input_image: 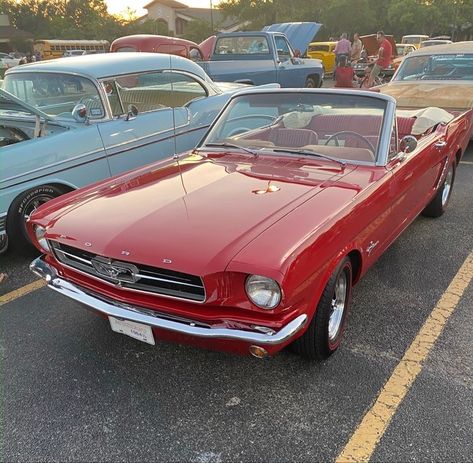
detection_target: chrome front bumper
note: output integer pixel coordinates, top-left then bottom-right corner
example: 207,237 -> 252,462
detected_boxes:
30,256 -> 308,346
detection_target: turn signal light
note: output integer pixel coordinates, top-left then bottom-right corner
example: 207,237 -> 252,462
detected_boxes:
249,345 -> 269,359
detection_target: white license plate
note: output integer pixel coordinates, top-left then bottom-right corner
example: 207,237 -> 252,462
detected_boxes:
109,316 -> 155,345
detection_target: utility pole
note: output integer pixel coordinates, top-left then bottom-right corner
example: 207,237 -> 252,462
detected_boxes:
210,0 -> 214,33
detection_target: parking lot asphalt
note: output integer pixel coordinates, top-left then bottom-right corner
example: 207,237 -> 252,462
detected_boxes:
1,143 -> 472,462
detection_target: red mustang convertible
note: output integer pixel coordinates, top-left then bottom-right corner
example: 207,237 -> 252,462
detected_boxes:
29,89 -> 471,360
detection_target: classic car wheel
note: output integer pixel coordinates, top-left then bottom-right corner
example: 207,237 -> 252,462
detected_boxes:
292,257 -> 352,360
422,162 -> 455,218
8,185 -> 66,254
305,77 -> 318,88
0,234 -> 8,255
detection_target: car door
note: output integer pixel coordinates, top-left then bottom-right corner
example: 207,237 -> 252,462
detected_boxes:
100,71 -> 208,174
274,35 -> 306,88
387,123 -> 446,238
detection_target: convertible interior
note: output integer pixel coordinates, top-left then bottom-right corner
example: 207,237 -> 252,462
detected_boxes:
227,108 -> 453,163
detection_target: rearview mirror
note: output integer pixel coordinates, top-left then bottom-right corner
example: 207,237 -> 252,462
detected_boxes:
125,104 -> 138,121
72,104 -> 88,122
400,135 -> 417,154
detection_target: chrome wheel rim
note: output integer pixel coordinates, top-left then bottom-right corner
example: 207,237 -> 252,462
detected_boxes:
328,271 -> 348,342
441,166 -> 454,207
22,194 -> 54,222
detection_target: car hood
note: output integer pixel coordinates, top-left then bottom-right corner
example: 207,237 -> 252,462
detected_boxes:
360,34 -> 397,57
379,81 -> 473,110
263,22 -> 322,55
36,152 -> 354,277
0,88 -> 52,120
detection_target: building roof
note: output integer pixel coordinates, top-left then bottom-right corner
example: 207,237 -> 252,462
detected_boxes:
144,0 -> 188,9
176,8 -> 240,29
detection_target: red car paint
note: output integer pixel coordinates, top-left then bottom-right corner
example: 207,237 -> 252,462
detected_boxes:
110,34 -> 204,60
28,91 -> 471,357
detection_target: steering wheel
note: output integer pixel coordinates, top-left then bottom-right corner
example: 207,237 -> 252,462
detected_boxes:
227,127 -> 252,137
324,131 -> 375,153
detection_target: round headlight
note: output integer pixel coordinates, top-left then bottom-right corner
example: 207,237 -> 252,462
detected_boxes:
245,275 -> 281,309
34,225 -> 50,253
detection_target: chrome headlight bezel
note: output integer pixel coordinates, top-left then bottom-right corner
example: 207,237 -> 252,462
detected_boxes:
34,225 -> 51,253
245,274 -> 282,310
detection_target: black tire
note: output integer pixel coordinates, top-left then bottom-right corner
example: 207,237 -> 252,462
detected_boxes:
7,185 -> 65,255
305,77 -> 318,88
422,162 -> 455,218
292,257 -> 352,360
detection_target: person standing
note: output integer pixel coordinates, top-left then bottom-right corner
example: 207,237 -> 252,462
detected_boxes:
334,33 -> 351,68
367,31 -> 392,87
351,33 -> 362,63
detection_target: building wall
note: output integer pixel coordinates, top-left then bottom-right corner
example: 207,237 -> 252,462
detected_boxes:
146,4 -> 177,34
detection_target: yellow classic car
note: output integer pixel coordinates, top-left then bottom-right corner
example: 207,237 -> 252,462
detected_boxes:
401,35 -> 429,49
307,42 -> 337,73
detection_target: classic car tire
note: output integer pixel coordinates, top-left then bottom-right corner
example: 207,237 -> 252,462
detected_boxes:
305,77 -> 318,88
7,185 -> 65,255
292,257 -> 352,360
422,162 -> 455,218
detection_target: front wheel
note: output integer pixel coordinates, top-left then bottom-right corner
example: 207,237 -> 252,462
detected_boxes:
291,257 -> 353,360
7,185 -> 65,255
305,77 -> 318,88
422,161 -> 455,218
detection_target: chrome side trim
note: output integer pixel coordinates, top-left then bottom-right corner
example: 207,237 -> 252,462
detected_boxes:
30,256 -> 307,346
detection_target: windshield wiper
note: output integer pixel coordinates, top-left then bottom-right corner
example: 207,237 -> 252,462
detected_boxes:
199,142 -> 259,156
268,148 -> 346,167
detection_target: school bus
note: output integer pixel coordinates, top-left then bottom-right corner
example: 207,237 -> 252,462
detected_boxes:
33,40 -> 110,60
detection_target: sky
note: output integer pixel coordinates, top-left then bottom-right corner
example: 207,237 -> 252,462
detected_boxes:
105,0 -> 220,16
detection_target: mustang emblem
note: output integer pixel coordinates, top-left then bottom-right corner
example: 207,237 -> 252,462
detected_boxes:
91,257 -> 139,284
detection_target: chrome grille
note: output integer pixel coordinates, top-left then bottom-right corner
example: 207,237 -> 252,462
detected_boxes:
50,241 -> 205,302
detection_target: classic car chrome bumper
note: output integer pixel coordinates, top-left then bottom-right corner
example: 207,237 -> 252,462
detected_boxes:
30,256 -> 308,346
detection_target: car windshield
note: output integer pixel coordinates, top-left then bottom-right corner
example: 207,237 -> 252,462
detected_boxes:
2,72 -> 105,119
394,54 -> 473,81
202,92 -> 388,164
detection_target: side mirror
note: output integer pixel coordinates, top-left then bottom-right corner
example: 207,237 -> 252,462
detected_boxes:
72,104 -> 88,122
125,104 -> 138,121
400,135 -> 417,154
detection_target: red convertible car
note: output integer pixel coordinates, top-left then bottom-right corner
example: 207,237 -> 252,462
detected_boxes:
29,89 -> 471,360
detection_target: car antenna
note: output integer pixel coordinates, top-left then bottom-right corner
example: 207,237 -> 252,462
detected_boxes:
169,55 -> 188,195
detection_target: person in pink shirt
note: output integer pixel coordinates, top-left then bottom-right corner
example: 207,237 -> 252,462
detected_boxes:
334,33 -> 352,68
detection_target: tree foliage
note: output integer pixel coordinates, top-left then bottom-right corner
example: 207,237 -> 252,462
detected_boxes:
1,0 -> 471,51
219,0 -> 473,40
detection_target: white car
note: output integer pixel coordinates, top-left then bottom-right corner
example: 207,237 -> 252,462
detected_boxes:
0,53 -> 22,69
63,50 -> 87,57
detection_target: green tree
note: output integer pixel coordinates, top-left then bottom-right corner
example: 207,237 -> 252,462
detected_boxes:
183,19 -> 214,43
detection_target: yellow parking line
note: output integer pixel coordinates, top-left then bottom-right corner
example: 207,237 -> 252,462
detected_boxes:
460,161 -> 473,165
0,279 -> 46,307
336,250 -> 473,463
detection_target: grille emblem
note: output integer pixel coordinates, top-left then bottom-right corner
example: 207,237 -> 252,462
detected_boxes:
91,257 -> 139,284
162,258 -> 172,264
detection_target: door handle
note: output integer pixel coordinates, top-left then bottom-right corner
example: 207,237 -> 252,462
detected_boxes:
434,140 -> 447,149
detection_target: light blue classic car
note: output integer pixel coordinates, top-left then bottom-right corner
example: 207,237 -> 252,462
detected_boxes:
0,52 -> 249,254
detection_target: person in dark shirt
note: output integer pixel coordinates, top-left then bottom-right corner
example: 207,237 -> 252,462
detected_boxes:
335,55 -> 358,88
